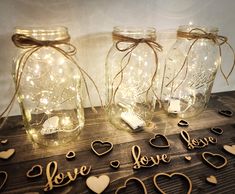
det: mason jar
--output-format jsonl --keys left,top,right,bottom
{"left": 105, "top": 26, "right": 162, "bottom": 131}
{"left": 12, "top": 27, "right": 84, "bottom": 146}
{"left": 160, "top": 25, "right": 220, "bottom": 118}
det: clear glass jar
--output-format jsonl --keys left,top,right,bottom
{"left": 161, "top": 25, "right": 220, "bottom": 118}
{"left": 12, "top": 27, "right": 84, "bottom": 146}
{"left": 105, "top": 26, "right": 161, "bottom": 131}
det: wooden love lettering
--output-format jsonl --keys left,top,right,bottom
{"left": 180, "top": 130, "right": 217, "bottom": 150}
{"left": 131, "top": 145, "right": 171, "bottom": 169}
{"left": 44, "top": 161, "right": 91, "bottom": 191}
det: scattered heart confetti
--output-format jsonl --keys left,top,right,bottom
{"left": 91, "top": 140, "right": 113, "bottom": 156}
{"left": 115, "top": 177, "right": 147, "bottom": 194}
{"left": 0, "top": 171, "right": 7, "bottom": 191}
{"left": 210, "top": 127, "right": 223, "bottom": 135}
{"left": 110, "top": 160, "right": 120, "bottom": 169}
{"left": 223, "top": 145, "right": 235, "bottom": 155}
{"left": 153, "top": 172, "right": 192, "bottom": 194}
{"left": 178, "top": 120, "right": 189, "bottom": 127}
{"left": 202, "top": 151, "right": 227, "bottom": 169}
{"left": 86, "top": 175, "right": 110, "bottom": 194}
{"left": 206, "top": 175, "right": 217, "bottom": 185}
{"left": 26, "top": 165, "right": 43, "bottom": 178}
{"left": 218, "top": 110, "right": 233, "bottom": 117}
{"left": 66, "top": 151, "right": 76, "bottom": 160}
{"left": 184, "top": 156, "right": 192, "bottom": 161}
{"left": 0, "top": 149, "right": 15, "bottom": 160}
{"left": 149, "top": 134, "right": 170, "bottom": 148}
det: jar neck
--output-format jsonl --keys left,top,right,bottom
{"left": 14, "top": 26, "right": 70, "bottom": 41}
{"left": 177, "top": 25, "right": 218, "bottom": 39}
{"left": 112, "top": 26, "right": 156, "bottom": 41}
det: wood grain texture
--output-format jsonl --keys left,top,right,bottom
{"left": 0, "top": 91, "right": 235, "bottom": 194}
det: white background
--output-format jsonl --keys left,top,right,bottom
{"left": 0, "top": 0, "right": 235, "bottom": 115}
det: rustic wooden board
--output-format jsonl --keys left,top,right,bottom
{"left": 0, "top": 91, "right": 235, "bottom": 194}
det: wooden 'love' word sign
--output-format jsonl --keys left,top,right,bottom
{"left": 131, "top": 145, "right": 171, "bottom": 169}
{"left": 180, "top": 130, "right": 217, "bottom": 150}
{"left": 44, "top": 161, "right": 91, "bottom": 191}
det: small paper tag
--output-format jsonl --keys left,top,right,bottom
{"left": 121, "top": 112, "right": 145, "bottom": 130}
{"left": 168, "top": 99, "right": 181, "bottom": 113}
{"left": 41, "top": 116, "right": 59, "bottom": 135}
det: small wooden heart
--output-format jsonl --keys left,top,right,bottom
{"left": 178, "top": 120, "right": 189, "bottom": 127}
{"left": 66, "top": 151, "right": 76, "bottom": 160}
{"left": 149, "top": 134, "right": 170, "bottom": 148}
{"left": 184, "top": 156, "right": 192, "bottom": 161}
{"left": 202, "top": 152, "right": 227, "bottom": 169}
{"left": 210, "top": 127, "right": 223, "bottom": 135}
{"left": 0, "top": 149, "right": 15, "bottom": 160}
{"left": 26, "top": 165, "right": 43, "bottom": 178}
{"left": 218, "top": 110, "right": 233, "bottom": 117}
{"left": 153, "top": 172, "right": 192, "bottom": 194}
{"left": 0, "top": 139, "right": 8, "bottom": 145}
{"left": 223, "top": 145, "right": 235, "bottom": 155}
{"left": 0, "top": 171, "right": 7, "bottom": 191}
{"left": 91, "top": 140, "right": 113, "bottom": 157}
{"left": 206, "top": 175, "right": 217, "bottom": 185}
{"left": 86, "top": 175, "right": 110, "bottom": 194}
{"left": 115, "top": 177, "right": 147, "bottom": 194}
{"left": 110, "top": 160, "right": 120, "bottom": 169}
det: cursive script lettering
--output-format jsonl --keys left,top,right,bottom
{"left": 44, "top": 161, "right": 91, "bottom": 191}
{"left": 180, "top": 130, "right": 217, "bottom": 150}
{"left": 131, "top": 145, "right": 171, "bottom": 169}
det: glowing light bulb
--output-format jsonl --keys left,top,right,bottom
{"left": 40, "top": 98, "right": 48, "bottom": 105}
{"left": 61, "top": 116, "right": 72, "bottom": 127}
{"left": 189, "top": 21, "right": 193, "bottom": 26}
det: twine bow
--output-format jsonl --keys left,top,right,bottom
{"left": 0, "top": 34, "right": 102, "bottom": 128}
{"left": 166, "top": 28, "right": 235, "bottom": 91}
{"left": 109, "top": 33, "right": 163, "bottom": 107}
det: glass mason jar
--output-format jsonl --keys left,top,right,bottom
{"left": 105, "top": 27, "right": 162, "bottom": 131}
{"left": 160, "top": 25, "right": 220, "bottom": 118}
{"left": 12, "top": 27, "right": 84, "bottom": 146}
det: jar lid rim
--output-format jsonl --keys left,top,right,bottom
{"left": 113, "top": 26, "right": 156, "bottom": 33}
{"left": 178, "top": 25, "right": 218, "bottom": 33}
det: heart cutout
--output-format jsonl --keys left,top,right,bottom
{"left": 115, "top": 177, "right": 147, "bottom": 194}
{"left": 202, "top": 152, "right": 227, "bottom": 169}
{"left": 184, "top": 156, "right": 192, "bottom": 161}
{"left": 66, "top": 151, "right": 76, "bottom": 160}
{"left": 110, "top": 160, "right": 120, "bottom": 169}
{"left": 0, "top": 171, "right": 7, "bottom": 191}
{"left": 26, "top": 165, "right": 43, "bottom": 178}
{"left": 153, "top": 172, "right": 192, "bottom": 194}
{"left": 178, "top": 120, "right": 189, "bottom": 127}
{"left": 210, "top": 127, "right": 223, "bottom": 135}
{"left": 0, "top": 149, "right": 15, "bottom": 160}
{"left": 91, "top": 140, "right": 113, "bottom": 156}
{"left": 206, "top": 175, "right": 217, "bottom": 185}
{"left": 86, "top": 175, "right": 110, "bottom": 193}
{"left": 223, "top": 145, "right": 235, "bottom": 155}
{"left": 218, "top": 110, "right": 233, "bottom": 117}
{"left": 149, "top": 134, "right": 170, "bottom": 148}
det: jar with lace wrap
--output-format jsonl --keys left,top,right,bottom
{"left": 12, "top": 27, "right": 84, "bottom": 146}
{"left": 160, "top": 25, "right": 233, "bottom": 118}
{"left": 105, "top": 27, "right": 162, "bottom": 131}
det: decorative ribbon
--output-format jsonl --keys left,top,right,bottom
{"left": 0, "top": 34, "right": 102, "bottom": 128}
{"left": 165, "top": 28, "right": 235, "bottom": 91}
{"left": 109, "top": 33, "right": 163, "bottom": 108}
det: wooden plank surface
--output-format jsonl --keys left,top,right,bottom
{"left": 0, "top": 91, "right": 235, "bottom": 194}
